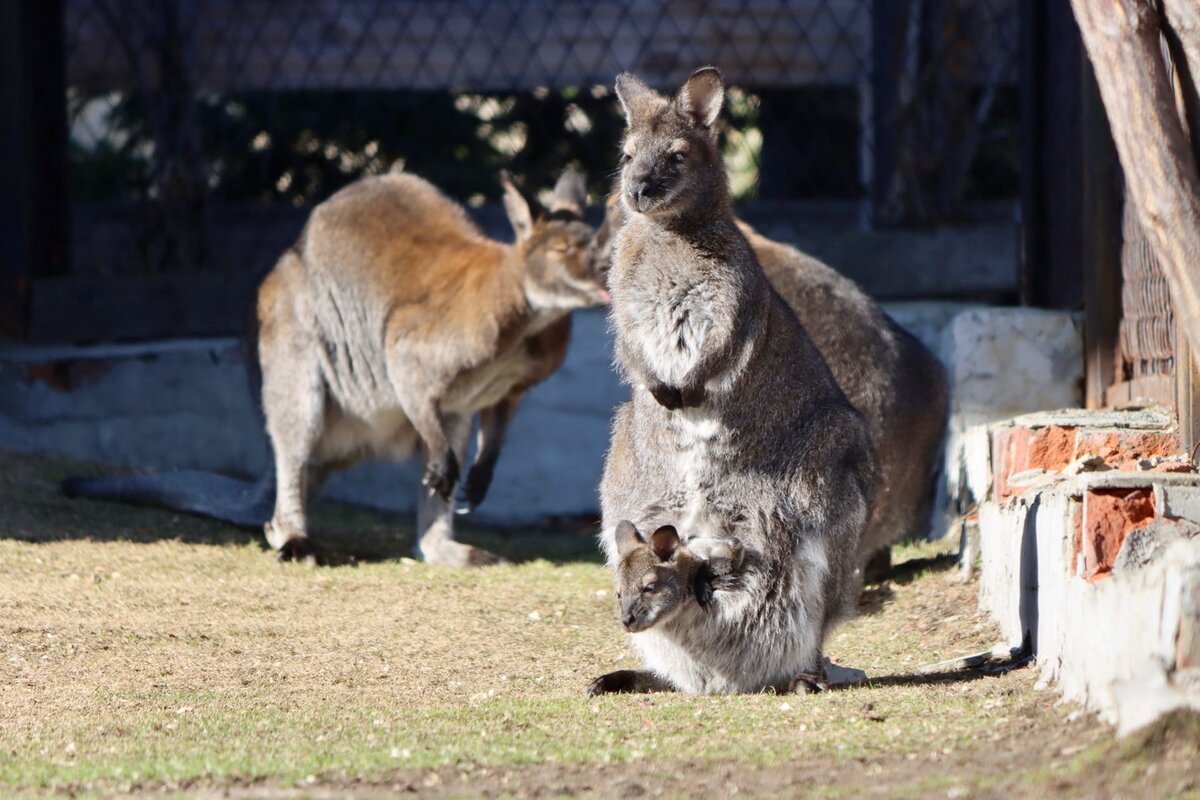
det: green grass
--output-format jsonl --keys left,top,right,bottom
{"left": 2, "top": 450, "right": 1197, "bottom": 798}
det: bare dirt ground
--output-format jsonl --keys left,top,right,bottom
{"left": 1, "top": 450, "right": 1198, "bottom": 799}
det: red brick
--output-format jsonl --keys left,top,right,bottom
{"left": 1026, "top": 425, "right": 1078, "bottom": 472}
{"left": 1080, "top": 488, "right": 1155, "bottom": 581}
{"left": 1075, "top": 430, "right": 1183, "bottom": 468}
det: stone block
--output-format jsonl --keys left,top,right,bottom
{"left": 1079, "top": 487, "right": 1156, "bottom": 581}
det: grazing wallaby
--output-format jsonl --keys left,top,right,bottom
{"left": 590, "top": 67, "right": 878, "bottom": 696}
{"left": 593, "top": 182, "right": 948, "bottom": 582}
{"left": 65, "top": 167, "right": 608, "bottom": 567}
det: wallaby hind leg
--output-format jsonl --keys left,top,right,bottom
{"left": 415, "top": 413, "right": 505, "bottom": 568}
{"left": 260, "top": 341, "right": 326, "bottom": 562}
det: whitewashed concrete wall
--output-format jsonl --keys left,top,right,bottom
{"left": 2, "top": 302, "right": 1083, "bottom": 526}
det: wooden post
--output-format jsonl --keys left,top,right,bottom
{"left": 1081, "top": 59, "right": 1123, "bottom": 410}
{"left": 1070, "top": 0, "right": 1200, "bottom": 363}
{"left": 0, "top": 0, "right": 69, "bottom": 339}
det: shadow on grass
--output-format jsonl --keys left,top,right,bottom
{"left": 0, "top": 451, "right": 604, "bottom": 565}
{"left": 856, "top": 550, "right": 959, "bottom": 616}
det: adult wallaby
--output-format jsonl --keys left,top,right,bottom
{"left": 593, "top": 187, "right": 948, "bottom": 582}
{"left": 590, "top": 67, "right": 878, "bottom": 696}
{"left": 65, "top": 167, "right": 608, "bottom": 567}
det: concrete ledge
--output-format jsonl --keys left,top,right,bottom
{"left": 964, "top": 408, "right": 1200, "bottom": 734}
{"left": 0, "top": 302, "right": 977, "bottom": 525}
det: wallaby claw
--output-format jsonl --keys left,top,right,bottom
{"left": 422, "top": 449, "right": 460, "bottom": 500}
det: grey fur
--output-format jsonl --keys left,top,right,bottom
{"left": 594, "top": 68, "right": 879, "bottom": 695}
{"left": 591, "top": 173, "right": 948, "bottom": 581}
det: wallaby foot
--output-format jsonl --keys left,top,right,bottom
{"left": 863, "top": 547, "right": 892, "bottom": 584}
{"left": 418, "top": 538, "right": 507, "bottom": 568}
{"left": 460, "top": 462, "right": 494, "bottom": 511}
{"left": 275, "top": 536, "right": 319, "bottom": 566}
{"left": 787, "top": 670, "right": 830, "bottom": 695}
{"left": 586, "top": 669, "right": 675, "bottom": 697}
{"left": 264, "top": 519, "right": 313, "bottom": 559}
{"left": 421, "top": 449, "right": 460, "bottom": 501}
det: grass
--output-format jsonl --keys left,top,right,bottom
{"left": 1, "top": 450, "right": 1197, "bottom": 798}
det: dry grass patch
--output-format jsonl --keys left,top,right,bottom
{"left": 1, "top": 451, "right": 1197, "bottom": 798}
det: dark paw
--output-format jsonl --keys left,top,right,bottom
{"left": 586, "top": 669, "right": 639, "bottom": 697}
{"left": 460, "top": 463, "right": 494, "bottom": 510}
{"left": 787, "top": 671, "right": 830, "bottom": 695}
{"left": 679, "top": 384, "right": 707, "bottom": 408}
{"left": 275, "top": 537, "right": 318, "bottom": 566}
{"left": 422, "top": 449, "right": 460, "bottom": 500}
{"left": 648, "top": 383, "right": 684, "bottom": 410}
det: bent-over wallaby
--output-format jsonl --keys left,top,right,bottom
{"left": 65, "top": 167, "right": 608, "bottom": 567}
{"left": 591, "top": 67, "right": 878, "bottom": 696}
{"left": 593, "top": 184, "right": 948, "bottom": 582}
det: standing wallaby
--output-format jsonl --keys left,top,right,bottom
{"left": 590, "top": 67, "right": 878, "bottom": 696}
{"left": 592, "top": 186, "right": 948, "bottom": 582}
{"left": 65, "top": 167, "right": 607, "bottom": 567}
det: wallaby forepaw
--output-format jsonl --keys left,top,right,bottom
{"left": 679, "top": 383, "right": 707, "bottom": 408}
{"left": 648, "top": 383, "right": 684, "bottom": 410}
{"left": 422, "top": 449, "right": 460, "bottom": 500}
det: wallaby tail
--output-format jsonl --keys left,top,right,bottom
{"left": 62, "top": 470, "right": 274, "bottom": 529}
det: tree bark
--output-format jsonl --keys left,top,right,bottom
{"left": 1070, "top": 0, "right": 1200, "bottom": 360}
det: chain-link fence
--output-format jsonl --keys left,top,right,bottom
{"left": 57, "top": 0, "right": 1020, "bottom": 335}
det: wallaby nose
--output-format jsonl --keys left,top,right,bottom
{"left": 626, "top": 180, "right": 647, "bottom": 202}
{"left": 621, "top": 611, "right": 638, "bottom": 629}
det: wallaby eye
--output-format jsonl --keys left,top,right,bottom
{"left": 672, "top": 151, "right": 686, "bottom": 164}
{"left": 619, "top": 152, "right": 632, "bottom": 165}
{"left": 642, "top": 583, "right": 658, "bottom": 594}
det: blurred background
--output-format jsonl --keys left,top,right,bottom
{"left": 3, "top": 1, "right": 1188, "bottom": 526}
{"left": 7, "top": 0, "right": 1023, "bottom": 343}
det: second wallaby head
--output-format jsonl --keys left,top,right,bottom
{"left": 613, "top": 66, "right": 727, "bottom": 220}
{"left": 613, "top": 520, "right": 701, "bottom": 633}
{"left": 500, "top": 169, "right": 610, "bottom": 311}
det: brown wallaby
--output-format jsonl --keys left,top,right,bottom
{"left": 590, "top": 67, "right": 879, "bottom": 696}
{"left": 592, "top": 182, "right": 948, "bottom": 583}
{"left": 65, "top": 167, "right": 607, "bottom": 567}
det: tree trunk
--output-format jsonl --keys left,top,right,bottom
{"left": 1070, "top": 0, "right": 1200, "bottom": 361}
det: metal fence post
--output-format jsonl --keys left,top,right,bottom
{"left": 0, "top": 0, "right": 69, "bottom": 340}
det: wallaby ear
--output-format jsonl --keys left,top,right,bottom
{"left": 549, "top": 167, "right": 587, "bottom": 219}
{"left": 650, "top": 525, "right": 681, "bottom": 562}
{"left": 615, "top": 520, "right": 645, "bottom": 558}
{"left": 500, "top": 170, "right": 535, "bottom": 242}
{"left": 615, "top": 72, "right": 656, "bottom": 124}
{"left": 676, "top": 66, "right": 724, "bottom": 130}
